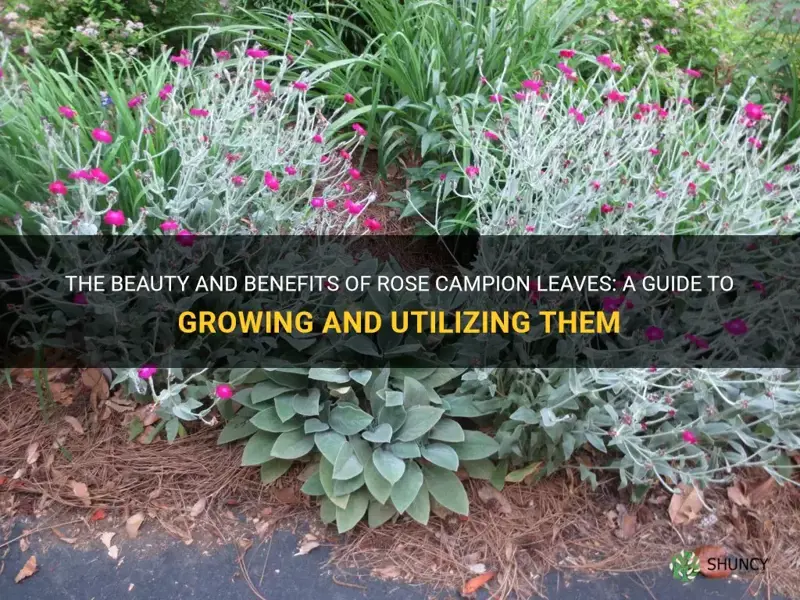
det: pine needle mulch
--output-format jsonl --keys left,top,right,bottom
{"left": 2, "top": 378, "right": 799, "bottom": 600}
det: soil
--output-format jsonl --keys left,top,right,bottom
{"left": 2, "top": 373, "right": 799, "bottom": 600}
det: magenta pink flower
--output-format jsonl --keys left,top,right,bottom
{"left": 684, "top": 333, "right": 709, "bottom": 349}
{"left": 292, "top": 81, "right": 309, "bottom": 91}
{"left": 684, "top": 68, "right": 702, "bottom": 79}
{"left": 341, "top": 181, "right": 353, "bottom": 193}
{"left": 339, "top": 149, "right": 352, "bottom": 160}
{"left": 312, "top": 134, "right": 324, "bottom": 144}
{"left": 320, "top": 154, "right": 330, "bottom": 164}
{"left": 326, "top": 200, "right": 337, "bottom": 210}
{"left": 215, "top": 383, "right": 234, "bottom": 399}
{"left": 465, "top": 165, "right": 480, "bottom": 178}
{"left": 513, "top": 91, "right": 526, "bottom": 101}
{"left": 158, "top": 84, "right": 174, "bottom": 101}
{"left": 744, "top": 102, "right": 765, "bottom": 122}
{"left": 138, "top": 365, "right": 157, "bottom": 379}
{"left": 559, "top": 49, "right": 576, "bottom": 58}
{"left": 521, "top": 79, "right": 543, "bottom": 92}
{"left": 127, "top": 95, "right": 144, "bottom": 109}
{"left": 92, "top": 128, "right": 113, "bottom": 144}
{"left": 723, "top": 318, "right": 748, "bottom": 335}
{"left": 263, "top": 172, "right": 280, "bottom": 191}
{"left": 602, "top": 295, "right": 625, "bottom": 312}
{"left": 784, "top": 164, "right": 794, "bottom": 172}
{"left": 557, "top": 62, "right": 575, "bottom": 77}
{"left": 160, "top": 219, "right": 179, "bottom": 231}
{"left": 682, "top": 431, "right": 698, "bottom": 445}
{"left": 189, "top": 108, "right": 209, "bottom": 117}
{"left": 489, "top": 93, "right": 503, "bottom": 103}
{"left": 596, "top": 54, "right": 613, "bottom": 67}
{"left": 590, "top": 180, "right": 601, "bottom": 191}
{"left": 103, "top": 210, "right": 125, "bottom": 227}
{"left": 653, "top": 44, "right": 669, "bottom": 55}
{"left": 679, "top": 97, "right": 692, "bottom": 107}
{"left": 347, "top": 202, "right": 364, "bottom": 215}
{"left": 254, "top": 79, "right": 271, "bottom": 93}
{"left": 753, "top": 281, "right": 765, "bottom": 293}
{"left": 607, "top": 90, "right": 626, "bottom": 103}
{"left": 310, "top": 197, "right": 325, "bottom": 208}
{"left": 600, "top": 203, "right": 613, "bottom": 214}
{"left": 649, "top": 147, "right": 660, "bottom": 156}
{"left": 696, "top": 159, "right": 710, "bottom": 172}
{"left": 645, "top": 326, "right": 664, "bottom": 341}
{"left": 439, "top": 172, "right": 447, "bottom": 181}
{"left": 89, "top": 168, "right": 110, "bottom": 184}
{"left": 353, "top": 123, "right": 367, "bottom": 136}
{"left": 246, "top": 48, "right": 269, "bottom": 59}
{"left": 214, "top": 50, "right": 230, "bottom": 60}
{"left": 49, "top": 180, "right": 68, "bottom": 195}
{"left": 231, "top": 175, "right": 246, "bottom": 187}
{"left": 69, "top": 169, "right": 92, "bottom": 180}
{"left": 655, "top": 189, "right": 668, "bottom": 199}
{"left": 687, "top": 182, "right": 697, "bottom": 196}
{"left": 525, "top": 224, "right": 535, "bottom": 232}
{"left": 58, "top": 106, "right": 77, "bottom": 119}
{"left": 176, "top": 230, "right": 195, "bottom": 247}
{"left": 484, "top": 130, "right": 499, "bottom": 141}
{"left": 364, "top": 217, "right": 381, "bottom": 231}
{"left": 73, "top": 292, "right": 88, "bottom": 305}
{"left": 747, "top": 136, "right": 763, "bottom": 149}
{"left": 285, "top": 165, "right": 297, "bottom": 176}
{"left": 344, "top": 93, "right": 355, "bottom": 104}
{"left": 170, "top": 55, "right": 191, "bottom": 67}
{"left": 348, "top": 168, "right": 361, "bottom": 180}
{"left": 764, "top": 182, "right": 776, "bottom": 193}
{"left": 568, "top": 107, "right": 585, "bottom": 125}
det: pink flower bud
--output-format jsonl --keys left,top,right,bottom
{"left": 160, "top": 219, "right": 179, "bottom": 231}
{"left": 310, "top": 197, "right": 324, "bottom": 208}
{"left": 103, "top": 209, "right": 125, "bottom": 227}
{"left": 176, "top": 230, "right": 195, "bottom": 247}
{"left": 138, "top": 365, "right": 157, "bottom": 379}
{"left": 49, "top": 180, "right": 68, "bottom": 195}
{"left": 344, "top": 93, "right": 355, "bottom": 104}
{"left": 92, "top": 128, "right": 113, "bottom": 144}
{"left": 59, "top": 106, "right": 77, "bottom": 119}
{"left": 254, "top": 79, "right": 271, "bottom": 93}
{"left": 215, "top": 383, "right": 234, "bottom": 399}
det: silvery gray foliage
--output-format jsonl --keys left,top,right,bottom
{"left": 431, "top": 67, "right": 800, "bottom": 492}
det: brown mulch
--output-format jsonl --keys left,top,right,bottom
{"left": 2, "top": 375, "right": 800, "bottom": 600}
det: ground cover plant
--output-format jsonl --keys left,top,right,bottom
{"left": 215, "top": 0, "right": 592, "bottom": 177}
{"left": 1, "top": 0, "right": 799, "bottom": 546}
{"left": 0, "top": 33, "right": 376, "bottom": 233}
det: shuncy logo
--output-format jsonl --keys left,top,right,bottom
{"left": 670, "top": 549, "right": 768, "bottom": 583}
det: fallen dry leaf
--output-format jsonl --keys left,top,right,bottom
{"left": 125, "top": 513, "right": 145, "bottom": 539}
{"left": 748, "top": 478, "right": 776, "bottom": 505}
{"left": 49, "top": 382, "right": 72, "bottom": 406}
{"left": 294, "top": 540, "right": 320, "bottom": 556}
{"left": 70, "top": 481, "right": 91, "bottom": 506}
{"left": 81, "top": 368, "right": 110, "bottom": 405}
{"left": 371, "top": 565, "right": 402, "bottom": 579}
{"left": 19, "top": 536, "right": 30, "bottom": 553}
{"left": 89, "top": 508, "right": 107, "bottom": 522}
{"left": 477, "top": 485, "right": 512, "bottom": 515}
{"left": 274, "top": 487, "right": 299, "bottom": 504}
{"left": 727, "top": 482, "right": 750, "bottom": 508}
{"left": 25, "top": 442, "right": 40, "bottom": 465}
{"left": 14, "top": 556, "right": 37, "bottom": 583}
{"left": 189, "top": 498, "right": 207, "bottom": 518}
{"left": 695, "top": 545, "right": 730, "bottom": 578}
{"left": 100, "top": 531, "right": 116, "bottom": 549}
{"left": 668, "top": 484, "right": 704, "bottom": 525}
{"left": 63, "top": 416, "right": 85, "bottom": 436}
{"left": 108, "top": 545, "right": 120, "bottom": 560}
{"left": 461, "top": 571, "right": 495, "bottom": 596}
{"left": 52, "top": 528, "right": 78, "bottom": 544}
{"left": 617, "top": 514, "right": 638, "bottom": 539}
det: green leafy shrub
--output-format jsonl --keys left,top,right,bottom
{"left": 218, "top": 0, "right": 592, "bottom": 176}
{"left": 570, "top": 0, "right": 783, "bottom": 102}
{"left": 0, "top": 0, "right": 223, "bottom": 66}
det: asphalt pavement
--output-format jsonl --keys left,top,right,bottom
{"left": 1, "top": 518, "right": 783, "bottom": 600}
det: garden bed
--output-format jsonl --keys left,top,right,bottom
{"left": 2, "top": 371, "right": 799, "bottom": 600}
